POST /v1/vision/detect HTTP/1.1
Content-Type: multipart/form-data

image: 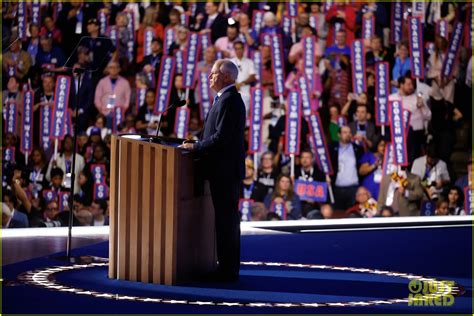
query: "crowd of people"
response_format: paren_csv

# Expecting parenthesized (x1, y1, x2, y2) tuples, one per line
(2, 1, 472, 228)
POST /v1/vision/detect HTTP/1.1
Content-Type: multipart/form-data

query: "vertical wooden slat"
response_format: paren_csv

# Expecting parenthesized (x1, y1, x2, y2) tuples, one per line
(164, 149, 178, 285)
(108, 136, 118, 278)
(148, 147, 156, 283)
(128, 141, 140, 281)
(160, 149, 168, 283)
(139, 144, 149, 282)
(118, 140, 130, 279)
(153, 146, 163, 284)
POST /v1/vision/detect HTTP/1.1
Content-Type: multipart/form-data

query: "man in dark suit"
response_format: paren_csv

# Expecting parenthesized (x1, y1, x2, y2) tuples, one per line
(180, 59, 245, 282)
(348, 104, 379, 151)
(193, 2, 228, 43)
(69, 64, 94, 133)
(329, 126, 364, 211)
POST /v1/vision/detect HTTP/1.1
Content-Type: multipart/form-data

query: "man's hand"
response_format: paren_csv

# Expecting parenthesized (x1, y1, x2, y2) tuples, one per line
(178, 142, 196, 150)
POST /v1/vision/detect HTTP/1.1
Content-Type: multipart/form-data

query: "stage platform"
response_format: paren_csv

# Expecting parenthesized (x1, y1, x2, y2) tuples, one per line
(2, 217, 472, 313)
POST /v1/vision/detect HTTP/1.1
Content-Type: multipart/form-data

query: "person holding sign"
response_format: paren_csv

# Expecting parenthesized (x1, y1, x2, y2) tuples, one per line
(240, 159, 266, 202)
(263, 175, 302, 220)
(389, 76, 431, 163)
(294, 149, 326, 216)
(179, 59, 245, 283)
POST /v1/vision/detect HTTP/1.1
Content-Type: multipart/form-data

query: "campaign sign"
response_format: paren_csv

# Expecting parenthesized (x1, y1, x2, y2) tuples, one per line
(135, 87, 147, 113)
(351, 39, 366, 95)
(269, 35, 286, 96)
(113, 107, 124, 133)
(18, 2, 27, 41)
(51, 75, 71, 139)
(298, 74, 312, 118)
(91, 164, 106, 184)
(239, 198, 254, 222)
(183, 32, 201, 89)
(43, 190, 57, 203)
(174, 106, 190, 139)
(391, 2, 404, 44)
(465, 187, 472, 215)
(252, 10, 265, 36)
(40, 104, 53, 151)
(154, 56, 176, 114)
(382, 142, 396, 175)
(144, 27, 155, 57)
(441, 22, 464, 80)
(58, 192, 70, 212)
(420, 200, 435, 216)
(248, 88, 264, 154)
(295, 179, 328, 202)
(3, 147, 15, 164)
(375, 62, 389, 126)
(252, 50, 263, 83)
(98, 9, 109, 36)
(5, 102, 17, 134)
(284, 91, 301, 155)
(198, 70, 212, 121)
(270, 201, 287, 220)
(408, 17, 425, 79)
(21, 90, 34, 154)
(94, 183, 109, 200)
(389, 100, 408, 166)
(164, 27, 176, 55)
(308, 113, 334, 175)
(362, 15, 375, 40)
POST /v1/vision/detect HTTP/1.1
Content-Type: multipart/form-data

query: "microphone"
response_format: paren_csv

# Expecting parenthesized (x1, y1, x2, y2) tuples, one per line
(155, 100, 187, 137)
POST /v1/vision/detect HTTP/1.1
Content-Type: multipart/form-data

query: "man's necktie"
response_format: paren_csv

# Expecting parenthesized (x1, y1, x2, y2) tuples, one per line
(213, 95, 219, 106)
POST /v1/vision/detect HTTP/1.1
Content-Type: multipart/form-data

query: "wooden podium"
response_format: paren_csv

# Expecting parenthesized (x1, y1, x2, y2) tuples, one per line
(108, 134, 216, 285)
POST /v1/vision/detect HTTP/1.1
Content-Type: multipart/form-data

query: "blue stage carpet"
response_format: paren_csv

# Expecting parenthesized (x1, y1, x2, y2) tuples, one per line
(2, 226, 472, 314)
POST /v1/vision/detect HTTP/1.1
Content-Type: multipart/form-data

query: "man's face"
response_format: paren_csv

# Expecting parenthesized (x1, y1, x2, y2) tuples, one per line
(336, 31, 346, 46)
(209, 62, 227, 92)
(239, 13, 250, 27)
(40, 37, 52, 52)
(234, 44, 244, 59)
(205, 2, 217, 15)
(51, 175, 63, 188)
(356, 106, 367, 122)
(381, 209, 393, 217)
(7, 77, 19, 92)
(43, 77, 55, 92)
(371, 38, 382, 51)
(261, 154, 273, 169)
(400, 78, 414, 95)
(298, 12, 309, 26)
(11, 40, 21, 53)
(87, 22, 99, 34)
(355, 188, 369, 204)
(78, 135, 88, 147)
(151, 41, 162, 54)
(205, 46, 216, 63)
(44, 202, 59, 220)
(339, 126, 352, 143)
(320, 205, 333, 218)
(427, 155, 438, 167)
(227, 27, 238, 41)
(300, 153, 313, 168)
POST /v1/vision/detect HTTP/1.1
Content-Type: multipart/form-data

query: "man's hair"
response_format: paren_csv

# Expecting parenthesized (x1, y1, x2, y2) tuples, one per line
(93, 199, 108, 214)
(398, 75, 412, 86)
(300, 149, 314, 157)
(233, 41, 245, 49)
(50, 167, 64, 179)
(216, 59, 239, 81)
